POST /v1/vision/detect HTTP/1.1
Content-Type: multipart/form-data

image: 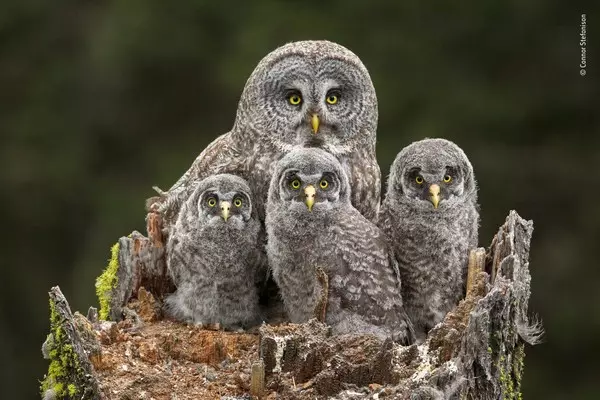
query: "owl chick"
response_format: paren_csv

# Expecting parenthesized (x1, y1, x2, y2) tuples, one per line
(165, 174, 263, 330)
(266, 148, 414, 344)
(150, 40, 381, 229)
(379, 138, 479, 342)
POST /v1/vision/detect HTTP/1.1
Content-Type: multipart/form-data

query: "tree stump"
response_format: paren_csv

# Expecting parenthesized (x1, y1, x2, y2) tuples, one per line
(40, 210, 541, 399)
(40, 287, 101, 400)
(95, 211, 173, 322)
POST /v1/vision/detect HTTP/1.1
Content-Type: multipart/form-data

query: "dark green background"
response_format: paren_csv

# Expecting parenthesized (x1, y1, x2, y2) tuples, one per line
(1, 1, 597, 399)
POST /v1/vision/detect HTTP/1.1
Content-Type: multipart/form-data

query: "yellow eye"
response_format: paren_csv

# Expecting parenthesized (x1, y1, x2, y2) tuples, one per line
(234, 198, 243, 207)
(319, 179, 329, 189)
(290, 179, 301, 189)
(207, 197, 217, 207)
(289, 94, 302, 105)
(326, 95, 338, 105)
(443, 175, 452, 183)
(415, 176, 424, 184)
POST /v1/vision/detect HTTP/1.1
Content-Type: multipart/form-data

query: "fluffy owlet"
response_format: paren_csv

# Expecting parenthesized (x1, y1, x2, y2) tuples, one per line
(379, 138, 479, 342)
(266, 148, 414, 344)
(165, 174, 263, 329)
(150, 40, 380, 229)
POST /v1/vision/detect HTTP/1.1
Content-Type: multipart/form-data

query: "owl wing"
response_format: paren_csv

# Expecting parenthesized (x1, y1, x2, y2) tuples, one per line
(148, 131, 246, 227)
(347, 150, 381, 223)
(333, 209, 414, 342)
(376, 201, 397, 257)
(168, 131, 245, 193)
(165, 192, 202, 285)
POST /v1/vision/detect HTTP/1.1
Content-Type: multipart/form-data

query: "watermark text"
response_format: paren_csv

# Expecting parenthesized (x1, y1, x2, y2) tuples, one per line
(580, 14, 587, 76)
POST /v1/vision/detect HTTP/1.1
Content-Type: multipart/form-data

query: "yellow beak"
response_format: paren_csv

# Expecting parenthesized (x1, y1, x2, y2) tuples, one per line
(304, 185, 316, 211)
(220, 201, 231, 221)
(311, 114, 320, 134)
(429, 184, 440, 209)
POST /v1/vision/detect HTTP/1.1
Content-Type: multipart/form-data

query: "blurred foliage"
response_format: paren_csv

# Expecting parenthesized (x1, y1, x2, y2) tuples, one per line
(0, 1, 598, 398)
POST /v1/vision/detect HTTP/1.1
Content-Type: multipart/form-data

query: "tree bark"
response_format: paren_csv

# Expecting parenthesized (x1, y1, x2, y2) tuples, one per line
(40, 210, 541, 399)
(102, 211, 174, 321)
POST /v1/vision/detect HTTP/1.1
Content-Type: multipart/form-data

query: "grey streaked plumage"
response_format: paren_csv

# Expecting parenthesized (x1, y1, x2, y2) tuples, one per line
(379, 138, 479, 343)
(150, 40, 380, 228)
(266, 148, 414, 344)
(165, 174, 263, 329)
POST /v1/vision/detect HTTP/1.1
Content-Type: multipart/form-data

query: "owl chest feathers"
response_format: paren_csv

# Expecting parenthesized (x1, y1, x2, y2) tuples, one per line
(171, 222, 260, 278)
(390, 203, 478, 316)
(266, 209, 340, 322)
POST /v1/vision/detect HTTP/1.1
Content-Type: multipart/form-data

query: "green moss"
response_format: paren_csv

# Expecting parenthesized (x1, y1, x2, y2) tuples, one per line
(40, 299, 82, 399)
(95, 242, 120, 320)
(499, 355, 514, 399)
(497, 347, 525, 400)
(53, 382, 64, 396)
(68, 383, 77, 396)
(512, 344, 525, 400)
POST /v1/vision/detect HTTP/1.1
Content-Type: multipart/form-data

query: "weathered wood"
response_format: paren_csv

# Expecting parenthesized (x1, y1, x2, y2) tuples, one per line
(455, 210, 537, 399)
(251, 360, 266, 398)
(259, 320, 397, 397)
(41, 210, 541, 399)
(100, 212, 173, 321)
(258, 211, 540, 399)
(40, 287, 101, 400)
(466, 247, 486, 297)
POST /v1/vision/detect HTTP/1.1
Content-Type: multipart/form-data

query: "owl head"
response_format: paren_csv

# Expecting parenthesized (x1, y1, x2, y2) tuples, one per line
(387, 138, 477, 211)
(234, 40, 378, 155)
(268, 147, 351, 214)
(185, 174, 254, 228)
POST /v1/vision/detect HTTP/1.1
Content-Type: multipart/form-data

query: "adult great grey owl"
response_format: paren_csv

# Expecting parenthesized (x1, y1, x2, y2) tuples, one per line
(266, 148, 414, 344)
(150, 40, 380, 229)
(379, 138, 479, 343)
(165, 174, 263, 329)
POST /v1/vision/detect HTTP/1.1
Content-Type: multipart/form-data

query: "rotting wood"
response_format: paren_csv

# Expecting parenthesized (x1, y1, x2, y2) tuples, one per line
(251, 360, 265, 398)
(105, 211, 173, 321)
(40, 210, 541, 399)
(466, 247, 486, 298)
(40, 287, 101, 400)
